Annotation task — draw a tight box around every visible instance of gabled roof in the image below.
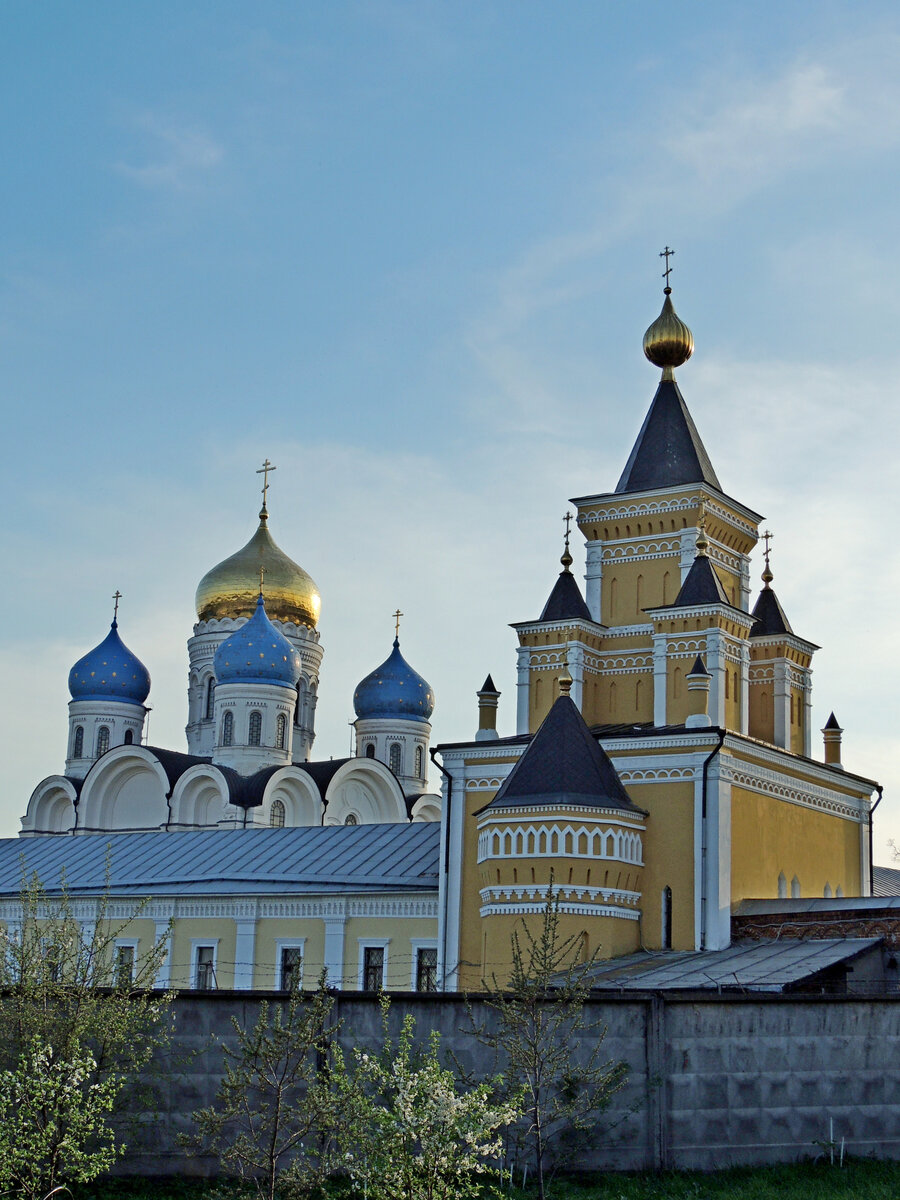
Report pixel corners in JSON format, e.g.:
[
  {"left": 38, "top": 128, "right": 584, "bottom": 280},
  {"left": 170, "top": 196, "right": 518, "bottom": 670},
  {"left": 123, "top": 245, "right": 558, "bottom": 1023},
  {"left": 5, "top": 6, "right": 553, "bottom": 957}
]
[
  {"left": 671, "top": 555, "right": 729, "bottom": 607},
  {"left": 616, "top": 378, "right": 721, "bottom": 494},
  {"left": 482, "top": 695, "right": 643, "bottom": 814},
  {"left": 750, "top": 587, "right": 793, "bottom": 637},
  {"left": 538, "top": 571, "right": 593, "bottom": 623}
]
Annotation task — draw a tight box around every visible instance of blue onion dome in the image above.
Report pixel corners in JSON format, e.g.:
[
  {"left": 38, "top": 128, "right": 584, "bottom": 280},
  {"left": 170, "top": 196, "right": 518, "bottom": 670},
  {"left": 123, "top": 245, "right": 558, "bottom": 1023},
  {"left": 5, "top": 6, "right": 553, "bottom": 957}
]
[
  {"left": 214, "top": 594, "right": 303, "bottom": 687},
  {"left": 68, "top": 621, "right": 151, "bottom": 706},
  {"left": 354, "top": 638, "right": 435, "bottom": 724}
]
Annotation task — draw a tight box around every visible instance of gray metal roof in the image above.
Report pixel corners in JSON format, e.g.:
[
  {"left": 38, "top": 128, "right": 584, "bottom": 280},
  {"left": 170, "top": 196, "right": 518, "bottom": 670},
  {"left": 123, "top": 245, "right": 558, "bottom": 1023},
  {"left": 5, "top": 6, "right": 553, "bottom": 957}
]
[
  {"left": 0, "top": 824, "right": 440, "bottom": 897},
  {"left": 734, "top": 896, "right": 900, "bottom": 914},
  {"left": 579, "top": 939, "right": 881, "bottom": 993},
  {"left": 873, "top": 866, "right": 900, "bottom": 897}
]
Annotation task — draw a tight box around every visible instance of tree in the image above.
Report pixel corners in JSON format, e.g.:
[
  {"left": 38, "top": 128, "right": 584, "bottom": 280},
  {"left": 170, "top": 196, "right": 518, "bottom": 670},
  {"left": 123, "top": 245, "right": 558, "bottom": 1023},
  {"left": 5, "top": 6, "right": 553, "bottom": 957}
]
[
  {"left": 465, "top": 892, "right": 629, "bottom": 1200},
  {"left": 185, "top": 978, "right": 341, "bottom": 1200},
  {"left": 333, "top": 998, "right": 518, "bottom": 1200},
  {"left": 0, "top": 861, "right": 173, "bottom": 1195}
]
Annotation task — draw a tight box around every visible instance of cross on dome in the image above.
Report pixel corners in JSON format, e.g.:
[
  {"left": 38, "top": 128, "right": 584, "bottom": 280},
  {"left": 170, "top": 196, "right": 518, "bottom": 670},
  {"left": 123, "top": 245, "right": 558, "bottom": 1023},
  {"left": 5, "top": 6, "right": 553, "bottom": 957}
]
[
  {"left": 112, "top": 589, "right": 122, "bottom": 621},
  {"left": 256, "top": 458, "right": 277, "bottom": 518},
  {"left": 393, "top": 609, "right": 403, "bottom": 640},
  {"left": 659, "top": 245, "right": 674, "bottom": 292}
]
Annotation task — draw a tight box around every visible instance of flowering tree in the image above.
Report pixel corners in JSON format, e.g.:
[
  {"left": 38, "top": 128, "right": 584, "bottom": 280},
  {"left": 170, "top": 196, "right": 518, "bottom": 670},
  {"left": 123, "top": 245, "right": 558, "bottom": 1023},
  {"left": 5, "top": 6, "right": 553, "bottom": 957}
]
[{"left": 334, "top": 1001, "right": 518, "bottom": 1200}]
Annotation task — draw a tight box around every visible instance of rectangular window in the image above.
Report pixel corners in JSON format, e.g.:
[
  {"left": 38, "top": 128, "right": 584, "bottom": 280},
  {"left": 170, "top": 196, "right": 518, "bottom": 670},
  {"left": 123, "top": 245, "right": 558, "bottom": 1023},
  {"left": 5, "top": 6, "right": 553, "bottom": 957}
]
[
  {"left": 280, "top": 947, "right": 302, "bottom": 991},
  {"left": 115, "top": 943, "right": 136, "bottom": 987},
  {"left": 194, "top": 945, "right": 216, "bottom": 991},
  {"left": 415, "top": 947, "right": 438, "bottom": 992},
  {"left": 363, "top": 946, "right": 385, "bottom": 992}
]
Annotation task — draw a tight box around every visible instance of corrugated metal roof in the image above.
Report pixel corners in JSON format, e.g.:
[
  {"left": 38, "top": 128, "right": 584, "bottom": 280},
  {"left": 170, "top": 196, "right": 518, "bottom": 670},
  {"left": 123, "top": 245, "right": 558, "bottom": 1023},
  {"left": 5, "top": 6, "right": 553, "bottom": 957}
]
[
  {"left": 873, "top": 865, "right": 900, "bottom": 897},
  {"left": 579, "top": 939, "right": 882, "bottom": 993},
  {"left": 0, "top": 824, "right": 440, "bottom": 897}
]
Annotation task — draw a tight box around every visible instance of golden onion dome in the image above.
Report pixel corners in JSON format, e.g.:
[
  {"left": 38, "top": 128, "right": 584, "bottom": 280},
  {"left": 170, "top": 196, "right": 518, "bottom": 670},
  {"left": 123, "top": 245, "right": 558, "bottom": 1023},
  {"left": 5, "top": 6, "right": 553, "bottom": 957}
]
[
  {"left": 643, "top": 287, "right": 694, "bottom": 373},
  {"left": 195, "top": 511, "right": 321, "bottom": 628}
]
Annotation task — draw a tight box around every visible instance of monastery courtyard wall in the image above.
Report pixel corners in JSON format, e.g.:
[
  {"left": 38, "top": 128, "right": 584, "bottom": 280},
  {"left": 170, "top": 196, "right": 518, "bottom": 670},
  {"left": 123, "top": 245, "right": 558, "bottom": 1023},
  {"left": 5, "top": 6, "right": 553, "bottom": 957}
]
[{"left": 127, "top": 990, "right": 900, "bottom": 1175}]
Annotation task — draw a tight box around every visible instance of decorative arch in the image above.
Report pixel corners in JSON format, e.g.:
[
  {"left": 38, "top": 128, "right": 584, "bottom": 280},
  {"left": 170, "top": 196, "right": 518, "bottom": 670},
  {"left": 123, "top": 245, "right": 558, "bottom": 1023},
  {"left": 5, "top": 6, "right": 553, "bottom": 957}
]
[
  {"left": 170, "top": 765, "right": 232, "bottom": 829},
  {"left": 21, "top": 777, "right": 78, "bottom": 836},
  {"left": 259, "top": 768, "right": 325, "bottom": 827},
  {"left": 410, "top": 794, "right": 441, "bottom": 823},
  {"left": 77, "top": 747, "right": 170, "bottom": 833},
  {"left": 323, "top": 759, "right": 407, "bottom": 825}
]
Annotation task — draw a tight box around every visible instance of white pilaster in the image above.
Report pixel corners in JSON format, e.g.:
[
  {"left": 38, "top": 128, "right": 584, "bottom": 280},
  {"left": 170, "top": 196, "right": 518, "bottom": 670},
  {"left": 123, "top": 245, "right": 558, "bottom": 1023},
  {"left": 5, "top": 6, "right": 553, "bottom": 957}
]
[
  {"left": 773, "top": 660, "right": 790, "bottom": 749},
  {"left": 803, "top": 676, "right": 813, "bottom": 757},
  {"left": 739, "top": 555, "right": 751, "bottom": 613},
  {"left": 154, "top": 919, "right": 172, "bottom": 989},
  {"left": 516, "top": 646, "right": 530, "bottom": 735},
  {"left": 704, "top": 760, "right": 732, "bottom": 950},
  {"left": 680, "top": 528, "right": 697, "bottom": 584},
  {"left": 436, "top": 758, "right": 467, "bottom": 991},
  {"left": 706, "top": 629, "right": 726, "bottom": 726},
  {"left": 652, "top": 634, "right": 668, "bottom": 727},
  {"left": 584, "top": 541, "right": 604, "bottom": 623},
  {"left": 323, "top": 913, "right": 347, "bottom": 988},
  {"left": 233, "top": 918, "right": 257, "bottom": 989},
  {"left": 739, "top": 642, "right": 750, "bottom": 736},
  {"left": 569, "top": 643, "right": 585, "bottom": 711}
]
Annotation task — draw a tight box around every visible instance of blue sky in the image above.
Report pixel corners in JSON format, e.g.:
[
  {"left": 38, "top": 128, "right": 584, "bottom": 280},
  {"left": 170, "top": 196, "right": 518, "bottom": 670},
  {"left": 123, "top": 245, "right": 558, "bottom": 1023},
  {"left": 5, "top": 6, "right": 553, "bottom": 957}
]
[{"left": 2, "top": 3, "right": 899, "bottom": 859}]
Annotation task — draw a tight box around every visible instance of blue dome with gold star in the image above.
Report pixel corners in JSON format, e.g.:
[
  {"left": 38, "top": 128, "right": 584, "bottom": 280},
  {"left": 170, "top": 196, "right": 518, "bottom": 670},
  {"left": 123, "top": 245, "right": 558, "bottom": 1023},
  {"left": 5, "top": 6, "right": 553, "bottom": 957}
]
[
  {"left": 354, "top": 639, "right": 434, "bottom": 724},
  {"left": 214, "top": 594, "right": 302, "bottom": 688},
  {"left": 68, "top": 621, "right": 151, "bottom": 706}
]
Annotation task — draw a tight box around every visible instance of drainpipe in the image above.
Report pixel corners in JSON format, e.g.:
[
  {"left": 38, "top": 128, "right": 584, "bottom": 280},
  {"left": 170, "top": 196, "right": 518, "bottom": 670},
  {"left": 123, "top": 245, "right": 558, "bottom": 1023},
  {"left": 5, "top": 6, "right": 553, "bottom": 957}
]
[
  {"left": 700, "top": 728, "right": 727, "bottom": 950},
  {"left": 869, "top": 785, "right": 884, "bottom": 897},
  {"left": 430, "top": 747, "right": 454, "bottom": 990}
]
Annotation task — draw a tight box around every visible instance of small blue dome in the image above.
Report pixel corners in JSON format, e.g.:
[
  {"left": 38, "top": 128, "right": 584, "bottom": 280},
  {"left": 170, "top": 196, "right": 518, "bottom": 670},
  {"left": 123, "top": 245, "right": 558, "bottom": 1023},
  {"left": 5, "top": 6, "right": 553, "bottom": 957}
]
[
  {"left": 354, "top": 638, "right": 434, "bottom": 724},
  {"left": 214, "top": 594, "right": 302, "bottom": 688},
  {"left": 68, "top": 621, "right": 151, "bottom": 706}
]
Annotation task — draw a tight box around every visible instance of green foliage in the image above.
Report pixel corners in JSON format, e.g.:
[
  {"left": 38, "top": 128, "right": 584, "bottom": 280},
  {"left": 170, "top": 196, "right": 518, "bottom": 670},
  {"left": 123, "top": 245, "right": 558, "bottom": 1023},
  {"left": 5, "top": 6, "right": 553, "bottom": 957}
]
[
  {"left": 185, "top": 978, "right": 340, "bottom": 1200},
  {"left": 467, "top": 891, "right": 629, "bottom": 1200},
  {"left": 0, "top": 857, "right": 173, "bottom": 1196},
  {"left": 332, "top": 998, "right": 518, "bottom": 1200}
]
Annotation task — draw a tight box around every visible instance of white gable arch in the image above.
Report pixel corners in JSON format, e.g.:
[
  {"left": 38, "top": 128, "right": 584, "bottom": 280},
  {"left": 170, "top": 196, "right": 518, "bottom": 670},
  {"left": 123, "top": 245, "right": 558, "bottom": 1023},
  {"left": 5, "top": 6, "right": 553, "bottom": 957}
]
[
  {"left": 259, "top": 768, "right": 324, "bottom": 827},
  {"left": 323, "top": 758, "right": 407, "bottom": 826},
  {"left": 77, "top": 746, "right": 170, "bottom": 833},
  {"left": 410, "top": 793, "right": 441, "bottom": 823},
  {"left": 21, "top": 776, "right": 78, "bottom": 836},
  {"left": 170, "top": 766, "right": 233, "bottom": 829}
]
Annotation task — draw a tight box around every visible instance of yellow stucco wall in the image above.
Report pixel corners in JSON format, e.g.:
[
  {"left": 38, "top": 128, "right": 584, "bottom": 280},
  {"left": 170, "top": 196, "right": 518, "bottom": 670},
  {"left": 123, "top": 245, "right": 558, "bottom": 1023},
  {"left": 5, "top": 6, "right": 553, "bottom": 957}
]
[
  {"left": 169, "top": 918, "right": 237, "bottom": 989},
  {"left": 342, "top": 916, "right": 438, "bottom": 991},
  {"left": 253, "top": 920, "right": 327, "bottom": 991},
  {"left": 628, "top": 779, "right": 696, "bottom": 950}
]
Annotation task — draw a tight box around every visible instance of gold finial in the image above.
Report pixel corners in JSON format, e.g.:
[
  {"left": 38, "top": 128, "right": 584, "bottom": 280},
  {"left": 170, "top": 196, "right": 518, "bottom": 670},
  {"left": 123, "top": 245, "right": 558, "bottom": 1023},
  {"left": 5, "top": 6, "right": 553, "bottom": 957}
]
[
  {"left": 696, "top": 506, "right": 709, "bottom": 557},
  {"left": 561, "top": 511, "right": 573, "bottom": 571},
  {"left": 393, "top": 609, "right": 403, "bottom": 640},
  {"left": 643, "top": 249, "right": 694, "bottom": 379},
  {"left": 559, "top": 645, "right": 573, "bottom": 697},
  {"left": 259, "top": 565, "right": 266, "bottom": 596},
  {"left": 112, "top": 590, "right": 122, "bottom": 622},
  {"left": 761, "top": 530, "right": 774, "bottom": 587},
  {"left": 256, "top": 458, "right": 277, "bottom": 520}
]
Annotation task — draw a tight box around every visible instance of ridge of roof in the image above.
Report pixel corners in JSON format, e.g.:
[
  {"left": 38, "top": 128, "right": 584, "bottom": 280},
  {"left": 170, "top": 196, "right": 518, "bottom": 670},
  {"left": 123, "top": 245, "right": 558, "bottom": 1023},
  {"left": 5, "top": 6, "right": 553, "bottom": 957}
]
[{"left": 615, "top": 378, "right": 721, "bottom": 494}]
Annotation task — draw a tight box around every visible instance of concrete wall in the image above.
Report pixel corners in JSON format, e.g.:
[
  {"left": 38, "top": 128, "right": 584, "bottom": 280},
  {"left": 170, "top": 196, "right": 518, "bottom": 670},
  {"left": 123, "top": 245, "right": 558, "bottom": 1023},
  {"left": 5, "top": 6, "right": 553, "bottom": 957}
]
[{"left": 125, "top": 990, "right": 900, "bottom": 1177}]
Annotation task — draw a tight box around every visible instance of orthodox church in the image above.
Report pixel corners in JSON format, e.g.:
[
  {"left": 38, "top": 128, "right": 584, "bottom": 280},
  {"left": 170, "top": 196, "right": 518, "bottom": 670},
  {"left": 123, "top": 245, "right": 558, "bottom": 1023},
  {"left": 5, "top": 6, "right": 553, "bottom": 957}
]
[
  {"left": 3, "top": 267, "right": 882, "bottom": 992},
  {"left": 21, "top": 473, "right": 442, "bottom": 839}
]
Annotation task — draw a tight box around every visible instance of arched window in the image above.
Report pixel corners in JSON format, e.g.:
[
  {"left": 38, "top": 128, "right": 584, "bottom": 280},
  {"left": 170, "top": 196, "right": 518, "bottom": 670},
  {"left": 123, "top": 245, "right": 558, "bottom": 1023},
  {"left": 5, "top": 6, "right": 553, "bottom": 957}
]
[
  {"left": 414, "top": 745, "right": 423, "bottom": 776},
  {"left": 345, "top": 813, "right": 359, "bottom": 826},
  {"left": 124, "top": 729, "right": 134, "bottom": 745},
  {"left": 294, "top": 682, "right": 302, "bottom": 726},
  {"left": 248, "top": 711, "right": 262, "bottom": 746},
  {"left": 662, "top": 886, "right": 673, "bottom": 950},
  {"left": 791, "top": 875, "right": 801, "bottom": 899},
  {"left": 205, "top": 678, "right": 215, "bottom": 720},
  {"left": 222, "top": 711, "right": 234, "bottom": 747},
  {"left": 73, "top": 726, "right": 84, "bottom": 759},
  {"left": 95, "top": 726, "right": 110, "bottom": 757},
  {"left": 270, "top": 799, "right": 285, "bottom": 828},
  {"left": 389, "top": 743, "right": 401, "bottom": 774},
  {"left": 365, "top": 743, "right": 375, "bottom": 758},
  {"left": 275, "top": 713, "right": 286, "bottom": 750}
]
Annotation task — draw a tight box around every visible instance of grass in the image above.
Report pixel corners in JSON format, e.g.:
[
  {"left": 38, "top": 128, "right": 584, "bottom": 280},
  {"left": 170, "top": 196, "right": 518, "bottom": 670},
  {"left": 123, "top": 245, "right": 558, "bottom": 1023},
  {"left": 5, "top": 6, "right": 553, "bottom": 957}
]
[{"left": 66, "top": 1159, "right": 900, "bottom": 1200}]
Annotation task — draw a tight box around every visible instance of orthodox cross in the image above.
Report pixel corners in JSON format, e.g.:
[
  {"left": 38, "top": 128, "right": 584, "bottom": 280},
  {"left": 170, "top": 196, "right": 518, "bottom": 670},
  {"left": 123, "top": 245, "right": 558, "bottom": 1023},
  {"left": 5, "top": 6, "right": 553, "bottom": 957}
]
[
  {"left": 256, "top": 458, "right": 277, "bottom": 507},
  {"left": 762, "top": 529, "right": 773, "bottom": 569},
  {"left": 563, "top": 511, "right": 573, "bottom": 552},
  {"left": 393, "top": 609, "right": 403, "bottom": 639},
  {"left": 112, "top": 590, "right": 122, "bottom": 620},
  {"left": 259, "top": 565, "right": 267, "bottom": 595},
  {"left": 659, "top": 245, "right": 674, "bottom": 287}
]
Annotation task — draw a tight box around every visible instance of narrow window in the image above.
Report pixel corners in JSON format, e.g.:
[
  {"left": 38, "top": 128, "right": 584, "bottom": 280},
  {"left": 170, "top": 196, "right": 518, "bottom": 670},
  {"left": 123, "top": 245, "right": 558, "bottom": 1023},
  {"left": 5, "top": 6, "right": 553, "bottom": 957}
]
[
  {"left": 95, "top": 726, "right": 110, "bottom": 757},
  {"left": 791, "top": 875, "right": 801, "bottom": 899},
  {"left": 115, "top": 944, "right": 136, "bottom": 988},
  {"left": 365, "top": 743, "right": 375, "bottom": 758},
  {"left": 248, "top": 711, "right": 262, "bottom": 746},
  {"left": 416, "top": 947, "right": 438, "bottom": 992},
  {"left": 294, "top": 681, "right": 303, "bottom": 726},
  {"left": 662, "top": 886, "right": 673, "bottom": 950},
  {"left": 270, "top": 799, "right": 285, "bottom": 828},
  {"left": 662, "top": 571, "right": 671, "bottom": 605},
  {"left": 124, "top": 729, "right": 134, "bottom": 745},
  {"left": 363, "top": 946, "right": 385, "bottom": 991},
  {"left": 778, "top": 871, "right": 787, "bottom": 898},
  {"left": 205, "top": 678, "right": 215, "bottom": 720},
  {"left": 414, "top": 745, "right": 423, "bottom": 776},
  {"left": 636, "top": 573, "right": 643, "bottom": 612},
  {"left": 344, "top": 813, "right": 359, "bottom": 826},
  {"left": 389, "top": 742, "right": 401, "bottom": 774},
  {"left": 195, "top": 946, "right": 216, "bottom": 991},
  {"left": 222, "top": 711, "right": 234, "bottom": 747},
  {"left": 73, "top": 726, "right": 84, "bottom": 758},
  {"left": 275, "top": 713, "right": 286, "bottom": 750},
  {"left": 280, "top": 947, "right": 302, "bottom": 991}
]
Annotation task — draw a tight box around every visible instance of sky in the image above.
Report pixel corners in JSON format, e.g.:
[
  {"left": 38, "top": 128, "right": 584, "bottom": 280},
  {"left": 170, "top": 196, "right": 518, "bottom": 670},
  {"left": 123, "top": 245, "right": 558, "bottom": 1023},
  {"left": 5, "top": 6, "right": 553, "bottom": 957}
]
[{"left": 2, "top": 2, "right": 899, "bottom": 861}]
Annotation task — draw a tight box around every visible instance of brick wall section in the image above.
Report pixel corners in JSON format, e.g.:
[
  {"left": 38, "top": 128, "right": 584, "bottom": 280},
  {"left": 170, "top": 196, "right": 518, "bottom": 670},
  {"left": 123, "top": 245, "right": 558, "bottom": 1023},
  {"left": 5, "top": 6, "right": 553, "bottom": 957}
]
[
  {"left": 123, "top": 991, "right": 900, "bottom": 1177},
  {"left": 732, "top": 908, "right": 900, "bottom": 949}
]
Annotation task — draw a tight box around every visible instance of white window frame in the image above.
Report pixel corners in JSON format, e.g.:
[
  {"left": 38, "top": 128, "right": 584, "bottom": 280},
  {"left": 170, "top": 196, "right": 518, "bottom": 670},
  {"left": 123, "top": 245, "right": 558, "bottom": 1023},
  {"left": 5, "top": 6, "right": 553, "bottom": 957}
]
[
  {"left": 275, "top": 938, "right": 306, "bottom": 991},
  {"left": 410, "top": 939, "right": 439, "bottom": 991},
  {"left": 358, "top": 938, "right": 390, "bottom": 990},
  {"left": 191, "top": 939, "right": 219, "bottom": 991},
  {"left": 114, "top": 938, "right": 139, "bottom": 985}
]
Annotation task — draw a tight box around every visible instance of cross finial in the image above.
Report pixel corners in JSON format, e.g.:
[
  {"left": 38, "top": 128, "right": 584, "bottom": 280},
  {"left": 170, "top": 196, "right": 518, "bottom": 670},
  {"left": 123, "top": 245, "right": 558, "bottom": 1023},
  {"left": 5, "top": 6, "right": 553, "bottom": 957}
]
[
  {"left": 112, "top": 590, "right": 122, "bottom": 621},
  {"left": 561, "top": 511, "right": 574, "bottom": 571},
  {"left": 762, "top": 530, "right": 774, "bottom": 587},
  {"left": 393, "top": 609, "right": 403, "bottom": 640},
  {"left": 259, "top": 565, "right": 267, "bottom": 596},
  {"left": 256, "top": 458, "right": 277, "bottom": 516},
  {"left": 659, "top": 245, "right": 674, "bottom": 293}
]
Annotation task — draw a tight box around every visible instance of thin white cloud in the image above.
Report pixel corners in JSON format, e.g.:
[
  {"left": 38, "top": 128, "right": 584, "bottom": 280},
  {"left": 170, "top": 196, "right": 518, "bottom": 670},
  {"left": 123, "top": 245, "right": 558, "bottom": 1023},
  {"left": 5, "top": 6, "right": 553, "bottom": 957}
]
[{"left": 116, "top": 115, "right": 224, "bottom": 191}]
